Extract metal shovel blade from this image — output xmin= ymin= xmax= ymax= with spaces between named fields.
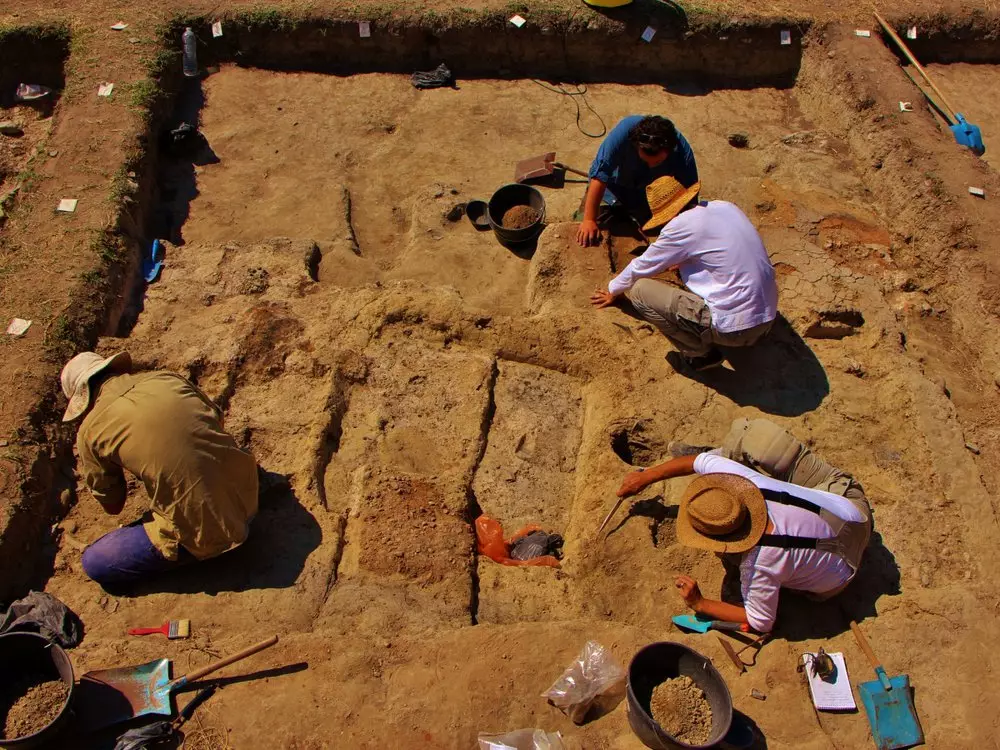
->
xmin=76 ymin=658 xmax=173 ymax=732
xmin=514 ymin=152 xmax=557 ymax=183
xmin=950 ymin=113 xmax=986 ymax=156
xmin=858 ymin=668 xmax=924 ymax=750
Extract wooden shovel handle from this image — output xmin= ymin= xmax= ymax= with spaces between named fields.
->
xmin=849 ymin=621 xmax=881 ymax=670
xmin=873 ymin=12 xmax=959 ymax=122
xmin=553 ymin=162 xmax=589 ymax=179
xmin=181 ymin=635 xmax=279 ymax=683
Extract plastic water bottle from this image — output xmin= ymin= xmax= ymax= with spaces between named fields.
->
xmin=182 ymin=27 xmax=198 ymax=77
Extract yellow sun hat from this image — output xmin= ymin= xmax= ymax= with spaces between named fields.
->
xmin=675 ymin=473 xmax=768 ymax=554
xmin=642 ymin=176 xmax=702 ymax=231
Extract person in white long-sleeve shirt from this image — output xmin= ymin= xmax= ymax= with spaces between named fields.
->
xmin=590 ymin=176 xmax=778 ymax=372
xmin=612 ymin=418 xmax=873 ymax=633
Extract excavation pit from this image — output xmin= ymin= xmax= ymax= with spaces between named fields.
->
xmin=4 ymin=15 xmax=1000 ymax=749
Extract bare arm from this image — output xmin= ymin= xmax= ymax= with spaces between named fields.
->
xmin=576 ymin=178 xmax=608 ymax=247
xmin=616 ymin=454 xmax=698 ymax=498
xmin=676 ymin=575 xmax=751 ymax=626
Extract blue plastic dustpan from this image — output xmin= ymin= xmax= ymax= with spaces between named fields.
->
xmin=951 ymin=113 xmax=985 ymax=156
xmin=858 ymin=666 xmax=924 ymax=749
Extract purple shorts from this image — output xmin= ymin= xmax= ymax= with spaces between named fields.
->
xmin=81 ymin=523 xmax=194 ymax=586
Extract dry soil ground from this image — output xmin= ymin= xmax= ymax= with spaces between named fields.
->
xmin=4 ymin=4 xmax=1000 ymax=750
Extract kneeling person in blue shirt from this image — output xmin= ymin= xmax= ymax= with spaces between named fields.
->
xmin=576 ymin=115 xmax=698 ymax=247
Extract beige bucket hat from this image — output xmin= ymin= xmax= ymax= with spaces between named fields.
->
xmin=642 ymin=176 xmax=702 ymax=231
xmin=60 ymin=351 xmax=131 ymax=422
xmin=676 ymin=473 xmax=768 ymax=554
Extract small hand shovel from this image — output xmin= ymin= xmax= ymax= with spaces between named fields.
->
xmin=850 ymin=622 xmax=924 ymax=749
xmin=672 ymin=614 xmax=749 ymax=633
xmin=514 ymin=152 xmax=589 ymax=183
xmin=76 ymin=635 xmax=279 ymax=732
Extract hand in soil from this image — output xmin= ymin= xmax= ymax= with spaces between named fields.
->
xmin=501 ymin=205 xmax=540 ymax=230
xmin=576 ymin=219 xmax=601 ymax=246
xmin=0 ymin=677 xmax=68 ymax=739
xmin=675 ymin=574 xmax=704 ymax=610
xmin=590 ymin=289 xmax=616 ymax=309
xmin=616 ymin=469 xmax=649 ymax=498
xmin=649 ymin=675 xmax=713 ymax=745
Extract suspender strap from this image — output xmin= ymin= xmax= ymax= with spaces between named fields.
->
xmin=758 ymin=533 xmax=819 ymax=550
xmin=760 ymin=487 xmax=822 ymax=516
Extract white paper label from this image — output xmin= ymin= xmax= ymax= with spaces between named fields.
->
xmin=57 ymin=199 xmax=78 ymax=213
xmin=509 ymin=15 xmax=526 ymax=28
xmin=641 ymin=26 xmax=656 ymax=43
xmin=780 ymin=30 xmax=791 ymax=45
xmin=855 ymin=29 xmax=871 ymax=37
xmin=359 ymin=21 xmax=371 ymax=38
xmin=906 ymin=26 xmax=917 ymax=39
xmin=97 ymin=82 xmax=114 ymax=97
xmin=6 ymin=318 xmax=31 ymax=336
xmin=212 ymin=21 xmax=223 ymax=37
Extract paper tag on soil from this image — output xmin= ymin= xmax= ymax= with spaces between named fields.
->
xmin=6 ymin=318 xmax=31 ymax=336
xmin=969 ymin=186 xmax=986 ymax=198
xmin=509 ymin=14 xmax=527 ymax=28
xmin=57 ymin=198 xmax=78 ymax=213
xmin=97 ymin=82 xmax=114 ymax=97
xmin=110 ymin=22 xmax=128 ymax=31
xmin=906 ymin=26 xmax=917 ymax=39
xmin=641 ymin=26 xmax=656 ymax=43
xmin=359 ymin=21 xmax=371 ymax=38
xmin=899 ymin=101 xmax=913 ymax=112
xmin=855 ymin=29 xmax=871 ymax=37
xmin=780 ymin=30 xmax=791 ymax=45
xmin=212 ymin=21 xmax=223 ymax=37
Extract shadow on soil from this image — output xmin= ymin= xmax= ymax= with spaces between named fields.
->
xmin=155 ymin=78 xmax=218 ymax=247
xmin=126 ymin=487 xmax=321 ymax=597
xmin=681 ymin=316 xmax=829 ymax=417
xmin=720 ymin=530 xmax=900 ymax=641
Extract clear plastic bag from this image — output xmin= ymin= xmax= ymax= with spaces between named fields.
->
xmin=541 ymin=641 xmax=626 ymax=724
xmin=477 ymin=729 xmax=565 ymax=750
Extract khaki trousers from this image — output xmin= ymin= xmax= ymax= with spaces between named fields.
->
xmin=626 ymin=278 xmax=773 ymax=356
xmin=718 ymin=418 xmax=873 ymax=597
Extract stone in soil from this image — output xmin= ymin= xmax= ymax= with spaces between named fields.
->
xmin=501 ymin=205 xmax=540 ymax=230
xmin=0 ymin=676 xmax=68 ymax=739
xmin=649 ymin=675 xmax=713 ymax=745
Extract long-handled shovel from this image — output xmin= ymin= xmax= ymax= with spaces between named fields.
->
xmin=76 ymin=635 xmax=279 ymax=732
xmin=874 ymin=12 xmax=985 ymax=155
xmin=850 ymin=622 xmax=924 ymax=749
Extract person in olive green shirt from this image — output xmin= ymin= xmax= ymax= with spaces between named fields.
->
xmin=60 ymin=351 xmax=258 ymax=587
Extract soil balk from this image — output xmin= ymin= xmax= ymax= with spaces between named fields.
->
xmin=195 ymin=16 xmax=803 ymax=88
xmin=0 ymin=675 xmax=68 ymax=740
xmin=649 ymin=675 xmax=713 ymax=746
xmin=502 ymin=205 xmax=540 ymax=230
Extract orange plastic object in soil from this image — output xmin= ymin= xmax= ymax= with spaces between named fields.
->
xmin=475 ymin=515 xmax=560 ymax=567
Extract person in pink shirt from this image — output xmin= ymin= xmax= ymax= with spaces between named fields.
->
xmin=614 ymin=418 xmax=872 ymax=632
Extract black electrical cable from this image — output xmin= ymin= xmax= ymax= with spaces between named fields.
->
xmin=529 ymin=79 xmax=607 ymax=139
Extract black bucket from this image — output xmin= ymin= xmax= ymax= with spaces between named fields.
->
xmin=626 ymin=642 xmax=733 ymax=750
xmin=0 ymin=632 xmax=75 ymax=748
xmin=487 ymin=183 xmax=546 ymax=248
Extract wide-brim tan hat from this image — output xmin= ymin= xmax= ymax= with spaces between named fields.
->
xmin=60 ymin=351 xmax=131 ymax=422
xmin=642 ymin=176 xmax=702 ymax=231
xmin=676 ymin=473 xmax=768 ymax=553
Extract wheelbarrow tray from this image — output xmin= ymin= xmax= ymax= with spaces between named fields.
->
xmin=858 ymin=670 xmax=924 ymax=750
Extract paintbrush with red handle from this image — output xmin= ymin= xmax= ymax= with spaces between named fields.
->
xmin=128 ymin=619 xmax=190 ymax=639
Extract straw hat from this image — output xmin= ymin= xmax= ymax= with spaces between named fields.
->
xmin=642 ymin=176 xmax=702 ymax=231
xmin=60 ymin=351 xmax=131 ymax=422
xmin=676 ymin=473 xmax=768 ymax=553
